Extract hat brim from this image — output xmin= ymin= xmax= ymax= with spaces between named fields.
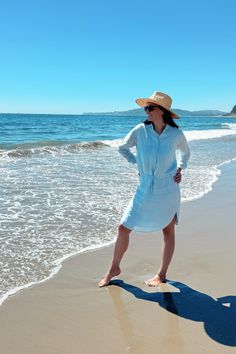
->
xmin=135 ymin=98 xmax=180 ymax=119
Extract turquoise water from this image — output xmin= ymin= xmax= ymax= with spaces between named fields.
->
xmin=1 ymin=113 xmax=236 ymax=148
xmin=1 ymin=113 xmax=236 ymax=305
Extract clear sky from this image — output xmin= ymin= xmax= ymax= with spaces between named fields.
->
xmin=0 ymin=0 xmax=235 ymax=114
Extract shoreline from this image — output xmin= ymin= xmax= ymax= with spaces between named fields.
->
xmin=1 ymin=156 xmax=236 ymax=307
xmin=0 ymin=159 xmax=236 ymax=353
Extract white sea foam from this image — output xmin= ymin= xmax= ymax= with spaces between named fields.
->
xmin=185 ymin=128 xmax=236 ymax=141
xmin=222 ymin=123 xmax=236 ymax=130
xmin=181 ymin=166 xmax=221 ymax=202
xmin=181 ymin=156 xmax=236 ymax=203
xmin=103 ymin=124 xmax=236 ymax=147
xmin=0 ymin=239 xmax=115 ymax=306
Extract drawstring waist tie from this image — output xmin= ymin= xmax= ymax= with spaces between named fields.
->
xmin=139 ymin=173 xmax=175 ymax=192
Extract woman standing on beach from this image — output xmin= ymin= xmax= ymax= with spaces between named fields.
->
xmin=99 ymin=91 xmax=191 ymax=287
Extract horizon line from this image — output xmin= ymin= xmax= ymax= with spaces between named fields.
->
xmin=0 ymin=107 xmax=229 ymax=116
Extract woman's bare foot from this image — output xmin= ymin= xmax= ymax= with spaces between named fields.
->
xmin=145 ymin=274 xmax=166 ymax=287
xmin=98 ymin=266 xmax=121 ymax=287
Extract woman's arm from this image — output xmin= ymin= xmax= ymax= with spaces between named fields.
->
xmin=118 ymin=127 xmax=137 ymax=164
xmin=176 ymin=130 xmax=191 ymax=169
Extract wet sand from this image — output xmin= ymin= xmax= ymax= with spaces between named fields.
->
xmin=0 ymin=161 xmax=236 ymax=354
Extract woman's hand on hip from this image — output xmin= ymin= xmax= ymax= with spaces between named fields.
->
xmin=173 ymin=168 xmax=182 ymax=183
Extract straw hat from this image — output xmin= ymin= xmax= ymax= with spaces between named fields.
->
xmin=135 ymin=91 xmax=180 ymax=119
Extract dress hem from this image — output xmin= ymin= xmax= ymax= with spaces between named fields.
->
xmin=121 ymin=211 xmax=179 ymax=233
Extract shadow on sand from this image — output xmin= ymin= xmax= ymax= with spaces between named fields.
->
xmin=109 ymin=279 xmax=236 ymax=346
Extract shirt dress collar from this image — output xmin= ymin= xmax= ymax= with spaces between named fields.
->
xmin=148 ymin=123 xmax=170 ymax=137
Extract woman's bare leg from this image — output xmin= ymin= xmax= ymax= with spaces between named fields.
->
xmin=98 ymin=224 xmax=132 ymax=287
xmin=145 ymin=215 xmax=176 ymax=287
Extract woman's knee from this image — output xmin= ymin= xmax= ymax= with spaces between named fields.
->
xmin=118 ymin=224 xmax=132 ymax=235
xmin=162 ymin=215 xmax=176 ymax=235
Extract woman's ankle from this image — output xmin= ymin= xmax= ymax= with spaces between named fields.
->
xmin=157 ymin=272 xmax=166 ymax=279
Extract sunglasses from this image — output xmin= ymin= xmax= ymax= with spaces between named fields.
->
xmin=144 ymin=104 xmax=160 ymax=112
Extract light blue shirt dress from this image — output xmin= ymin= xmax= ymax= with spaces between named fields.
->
xmin=118 ymin=122 xmax=191 ymax=232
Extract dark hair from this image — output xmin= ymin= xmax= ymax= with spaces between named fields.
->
xmin=143 ymin=105 xmax=179 ymax=128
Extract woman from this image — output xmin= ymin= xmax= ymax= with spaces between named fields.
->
xmin=99 ymin=91 xmax=191 ymax=287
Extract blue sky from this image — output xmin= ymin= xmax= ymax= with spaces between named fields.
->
xmin=0 ymin=0 xmax=235 ymax=114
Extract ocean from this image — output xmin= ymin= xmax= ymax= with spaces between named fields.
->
xmin=1 ymin=113 xmax=236 ymax=305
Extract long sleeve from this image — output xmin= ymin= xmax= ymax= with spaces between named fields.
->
xmin=176 ymin=130 xmax=191 ymax=169
xmin=118 ymin=127 xmax=137 ymax=164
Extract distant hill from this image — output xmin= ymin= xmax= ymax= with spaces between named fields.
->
xmin=224 ymin=105 xmax=236 ymax=117
xmin=83 ymin=108 xmax=227 ymax=117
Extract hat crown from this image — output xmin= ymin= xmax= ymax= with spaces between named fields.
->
xmin=135 ymin=90 xmax=179 ymax=118
xmin=150 ymin=91 xmax=172 ymax=109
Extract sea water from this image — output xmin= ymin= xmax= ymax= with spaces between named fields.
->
xmin=1 ymin=113 xmax=236 ymax=305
